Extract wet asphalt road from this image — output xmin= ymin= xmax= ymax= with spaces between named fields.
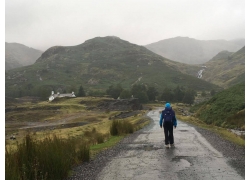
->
xmin=96 ymin=109 xmax=243 ymax=180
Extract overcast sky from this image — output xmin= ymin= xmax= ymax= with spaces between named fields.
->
xmin=5 ymin=0 xmax=245 ymax=51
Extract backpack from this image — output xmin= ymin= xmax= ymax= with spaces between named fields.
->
xmin=162 ymin=109 xmax=173 ymax=123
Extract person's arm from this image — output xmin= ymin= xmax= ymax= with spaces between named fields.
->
xmin=172 ymin=110 xmax=177 ymax=128
xmin=159 ymin=113 xmax=163 ymax=128
xmin=173 ymin=116 xmax=177 ymax=128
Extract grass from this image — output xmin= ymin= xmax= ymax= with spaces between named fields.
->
xmin=5 ymin=125 xmax=125 ymax=179
xmin=90 ymin=136 xmax=124 ymax=158
xmin=190 ymin=83 xmax=245 ymax=130
xmin=178 ymin=115 xmax=245 ymax=147
xmin=5 ymin=134 xmax=90 ymax=180
xmin=5 ymin=97 xmax=151 ymax=179
xmin=5 ymin=97 xmax=111 ymax=142
xmin=5 ymin=114 xmax=149 ymax=180
xmin=110 ymin=120 xmax=134 ymax=135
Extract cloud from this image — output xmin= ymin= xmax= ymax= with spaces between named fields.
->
xmin=5 ymin=0 xmax=245 ymax=50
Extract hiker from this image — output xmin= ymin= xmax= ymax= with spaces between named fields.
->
xmin=159 ymin=103 xmax=177 ymax=148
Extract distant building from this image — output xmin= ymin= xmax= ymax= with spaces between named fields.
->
xmin=49 ymin=91 xmax=76 ymax=101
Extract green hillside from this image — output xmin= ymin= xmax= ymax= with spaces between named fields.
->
xmin=202 ymin=47 xmax=245 ymax=88
xmin=5 ymin=36 xmax=219 ymax=99
xmin=191 ymin=83 xmax=245 ymax=130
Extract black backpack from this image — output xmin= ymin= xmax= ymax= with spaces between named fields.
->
xmin=162 ymin=109 xmax=173 ymax=123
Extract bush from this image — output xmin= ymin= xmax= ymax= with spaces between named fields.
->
xmin=77 ymin=142 xmax=90 ymax=162
xmin=84 ymin=128 xmax=108 ymax=145
xmin=110 ymin=120 xmax=119 ymax=136
xmin=5 ymin=134 xmax=90 ymax=180
xmin=194 ymin=83 xmax=245 ymax=129
xmin=110 ymin=120 xmax=134 ymax=136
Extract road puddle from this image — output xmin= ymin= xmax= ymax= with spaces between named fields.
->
xmin=172 ymin=156 xmax=191 ymax=169
xmin=179 ymin=130 xmax=188 ymax=132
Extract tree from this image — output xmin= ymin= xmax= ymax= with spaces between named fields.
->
xmin=120 ymin=90 xmax=131 ymax=99
xmin=106 ymin=84 xmax=123 ymax=99
xmin=69 ymin=85 xmax=77 ymax=94
xmin=78 ymin=85 xmax=86 ymax=97
xmin=147 ymin=86 xmax=158 ymax=101
xmin=88 ymin=90 xmax=105 ymax=97
xmin=136 ymin=91 xmax=149 ymax=103
xmin=131 ymin=84 xmax=149 ymax=103
xmin=160 ymin=87 xmax=174 ymax=102
xmin=131 ymin=84 xmax=147 ymax=96
xmin=38 ymin=86 xmax=50 ymax=100
xmin=173 ymin=86 xmax=185 ymax=102
xmin=182 ymin=89 xmax=195 ymax=105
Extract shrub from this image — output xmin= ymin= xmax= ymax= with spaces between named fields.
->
xmin=5 ymin=134 xmax=90 ymax=180
xmin=77 ymin=142 xmax=90 ymax=162
xmin=194 ymin=83 xmax=245 ymax=129
xmin=110 ymin=120 xmax=134 ymax=136
xmin=84 ymin=128 xmax=108 ymax=145
xmin=110 ymin=120 xmax=119 ymax=136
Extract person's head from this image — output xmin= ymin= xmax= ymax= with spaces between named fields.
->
xmin=165 ymin=103 xmax=171 ymax=108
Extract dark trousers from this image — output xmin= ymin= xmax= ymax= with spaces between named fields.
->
xmin=163 ymin=122 xmax=174 ymax=145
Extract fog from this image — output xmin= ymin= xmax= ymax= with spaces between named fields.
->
xmin=5 ymin=0 xmax=245 ymax=51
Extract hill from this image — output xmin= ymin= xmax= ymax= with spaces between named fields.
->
xmin=5 ymin=36 xmax=219 ymax=99
xmin=200 ymin=47 xmax=245 ymax=88
xmin=191 ymin=83 xmax=245 ymax=130
xmin=145 ymin=37 xmax=243 ymax=64
xmin=5 ymin=42 xmax=43 ymax=71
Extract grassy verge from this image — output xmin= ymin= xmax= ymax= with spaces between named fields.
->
xmin=5 ymin=134 xmax=90 ymax=180
xmin=178 ymin=115 xmax=245 ymax=147
xmin=90 ymin=136 xmax=124 ymax=158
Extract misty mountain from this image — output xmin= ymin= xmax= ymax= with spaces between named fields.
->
xmin=200 ymin=47 xmax=245 ymax=88
xmin=5 ymin=36 xmax=219 ymax=98
xmin=5 ymin=42 xmax=43 ymax=71
xmin=145 ymin=37 xmax=243 ymax=64
xmin=229 ymin=38 xmax=245 ymax=47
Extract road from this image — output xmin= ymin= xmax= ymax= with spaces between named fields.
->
xmin=96 ymin=108 xmax=243 ymax=180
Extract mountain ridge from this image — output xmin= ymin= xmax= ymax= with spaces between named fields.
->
xmin=5 ymin=42 xmax=43 ymax=71
xmin=5 ymin=36 xmax=219 ymax=99
xmin=145 ymin=36 xmax=243 ymax=64
xmin=201 ymin=46 xmax=245 ymax=88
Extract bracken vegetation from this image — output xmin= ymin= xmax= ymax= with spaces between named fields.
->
xmin=110 ymin=120 xmax=134 ymax=136
xmin=6 ymin=118 xmax=142 ymax=180
xmin=6 ymin=134 xmax=90 ymax=180
xmin=190 ymin=83 xmax=245 ymax=130
xmin=5 ymin=95 xmax=149 ymax=180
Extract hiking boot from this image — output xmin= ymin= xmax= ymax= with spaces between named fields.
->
xmin=165 ymin=144 xmax=171 ymax=148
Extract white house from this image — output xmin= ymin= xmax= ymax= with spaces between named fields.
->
xmin=49 ymin=91 xmax=76 ymax=101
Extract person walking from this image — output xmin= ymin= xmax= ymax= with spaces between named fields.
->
xmin=159 ymin=103 xmax=177 ymax=148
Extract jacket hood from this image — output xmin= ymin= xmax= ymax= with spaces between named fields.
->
xmin=165 ymin=107 xmax=172 ymax=110
xmin=165 ymin=103 xmax=171 ymax=108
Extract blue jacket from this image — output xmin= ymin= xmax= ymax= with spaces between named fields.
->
xmin=159 ymin=107 xmax=177 ymax=127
